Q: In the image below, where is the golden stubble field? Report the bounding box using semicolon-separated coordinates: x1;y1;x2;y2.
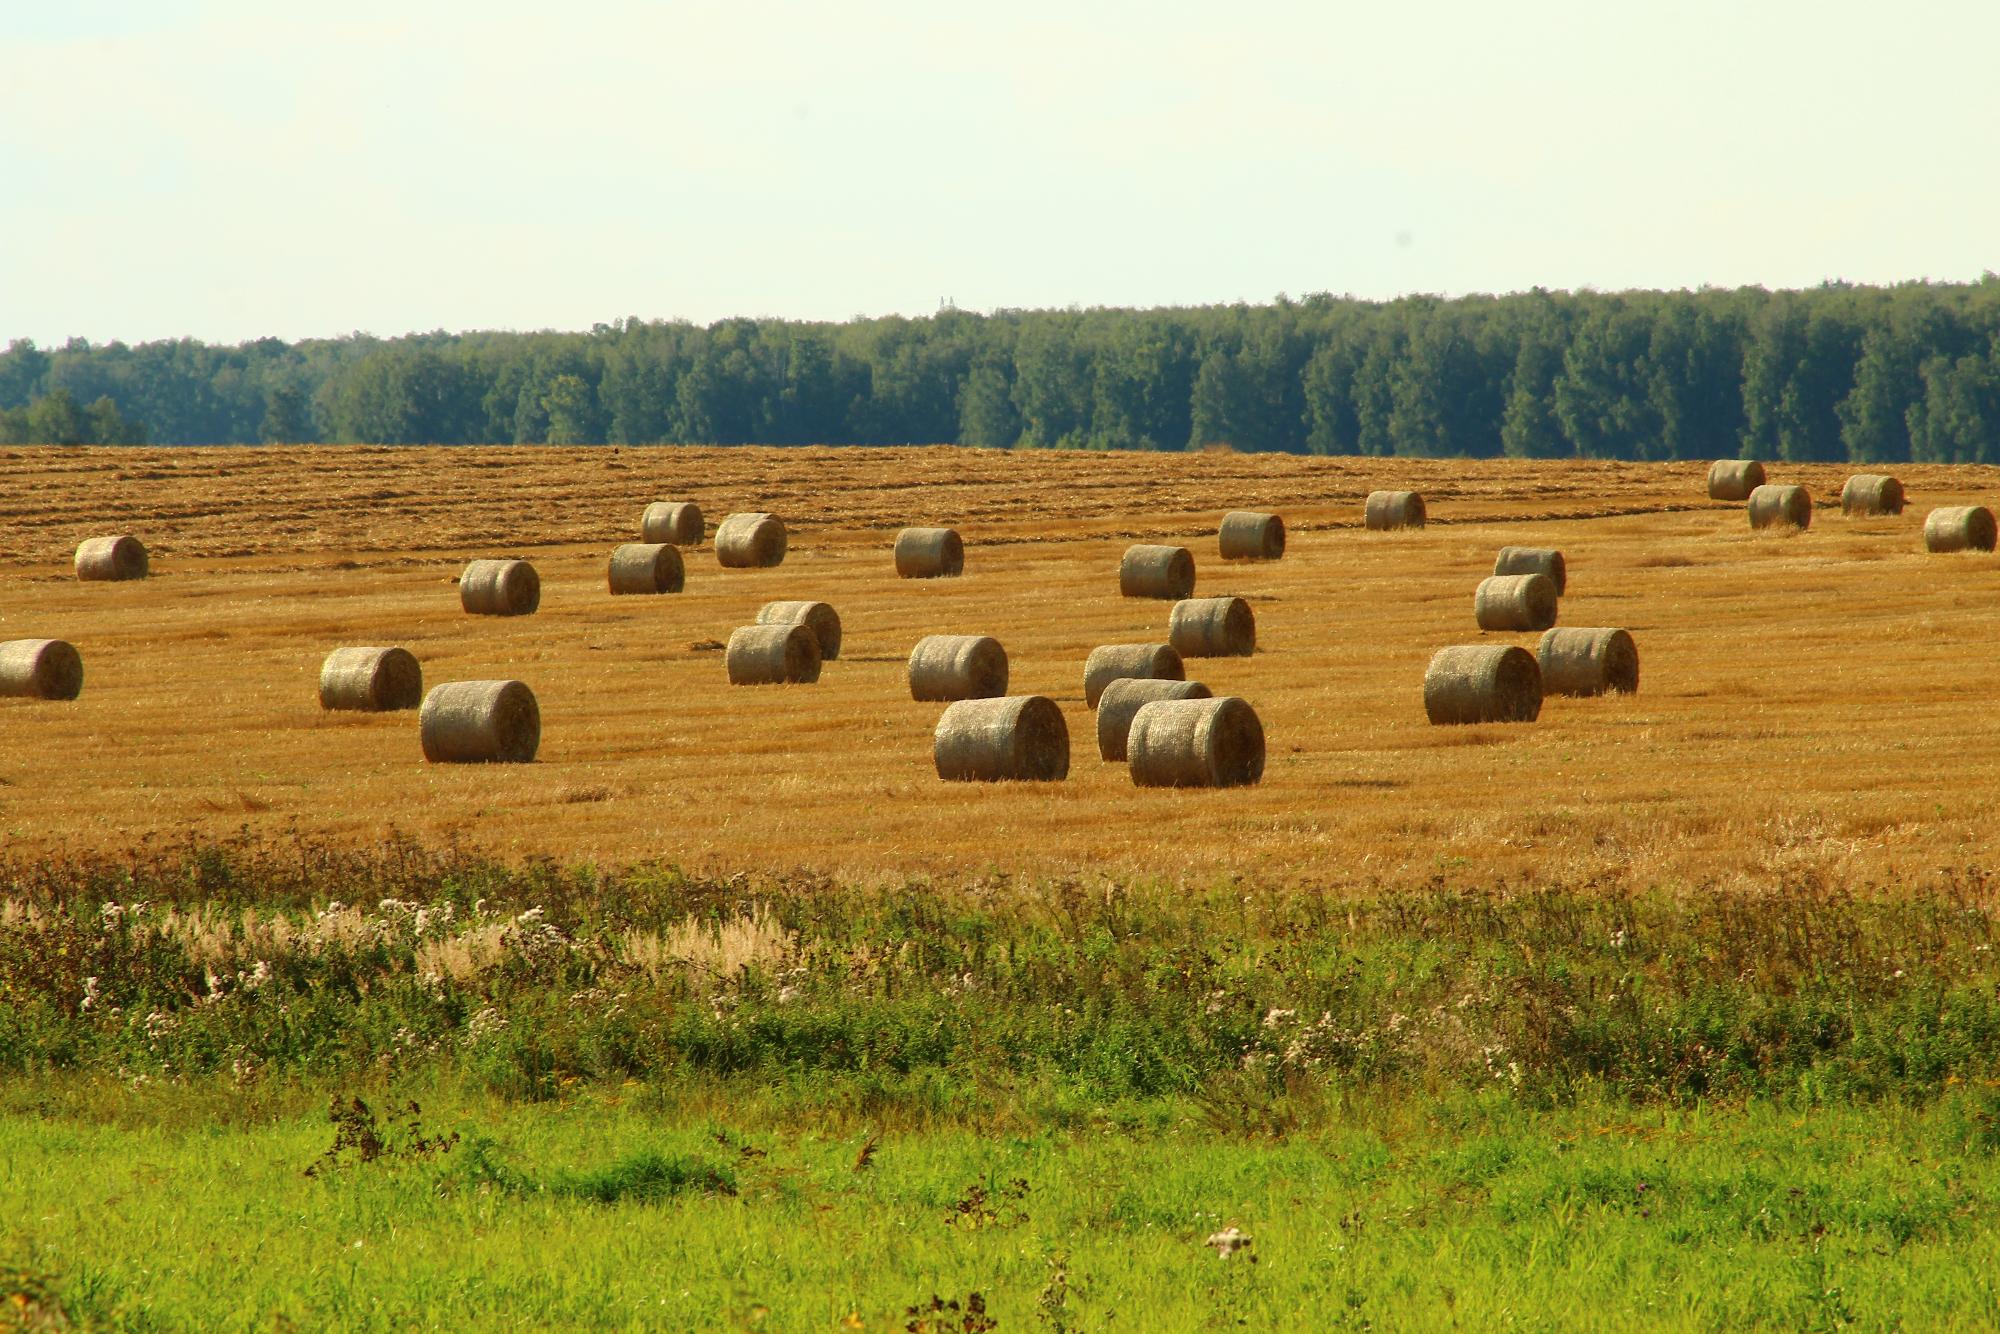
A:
3;445;1999;891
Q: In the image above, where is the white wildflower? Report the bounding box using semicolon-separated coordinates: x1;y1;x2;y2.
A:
464;1007;509;1045
1205;1226;1253;1258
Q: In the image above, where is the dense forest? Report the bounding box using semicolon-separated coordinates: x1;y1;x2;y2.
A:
4;280;1999;460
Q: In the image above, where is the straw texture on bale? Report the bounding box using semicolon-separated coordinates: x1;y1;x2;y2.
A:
1095;678;1212;762
419;680;540;763
726;623;822;685
894;527;965;579
1119;544;1196;600
1364;490;1425;530
606;542;686;595
0;639;83;701
1128;696;1266;789
1535;627;1639;697
756;600;841;659
74;535;147;582
1168;596;1255;658
640;501;704;545
1474;573;1559;632
1083;643;1185;709
1924;506;1998;553
1747;484;1812;531
459;559;540;616
907;634;1008;702
1423;645;1543;725
318;646;422;712
714;512;787;568
933;695;1069;782
1840;474;1905;517
1707;459;1766;501
1493;546;1566;596
1218;511;1285;561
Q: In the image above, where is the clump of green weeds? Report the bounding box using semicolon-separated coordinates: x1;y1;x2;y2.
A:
440;1135;736;1203
551;1151;737;1203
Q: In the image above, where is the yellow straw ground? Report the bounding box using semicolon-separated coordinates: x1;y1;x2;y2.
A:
3;445;1998;889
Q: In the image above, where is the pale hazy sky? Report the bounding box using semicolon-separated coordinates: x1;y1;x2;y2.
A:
3;0;1996;345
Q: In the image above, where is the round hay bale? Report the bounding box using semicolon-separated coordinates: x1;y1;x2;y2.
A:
756;600;841;659
1096;677;1211;762
640;501;704;545
1840;474;1905;517
726;623;821;685
933;695;1069;782
1168;596;1255;657
1218;511;1285;561
419;680;539;763
1083;643;1184;709
74;535;147;582
1128;696;1265;789
1924;506;1997;553
1493;546;1566;596
1747;484;1812;531
1707;459;1766;501
1474;573;1559;632
1423;645;1543;725
0;639;83;701
318;646;422;712
607;542;685;595
907;634;1008;702
459;559;540;616
895;527;965;579
1119;544;1195;599
715;512;787;568
1364;491;1425;530
1535;627;1638;697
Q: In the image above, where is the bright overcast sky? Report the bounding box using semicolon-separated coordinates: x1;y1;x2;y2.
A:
3;0;1997;344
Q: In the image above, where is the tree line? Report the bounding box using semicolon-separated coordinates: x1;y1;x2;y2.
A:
4;279;1999;460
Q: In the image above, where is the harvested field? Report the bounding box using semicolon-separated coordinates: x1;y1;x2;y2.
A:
3;445;2000;888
